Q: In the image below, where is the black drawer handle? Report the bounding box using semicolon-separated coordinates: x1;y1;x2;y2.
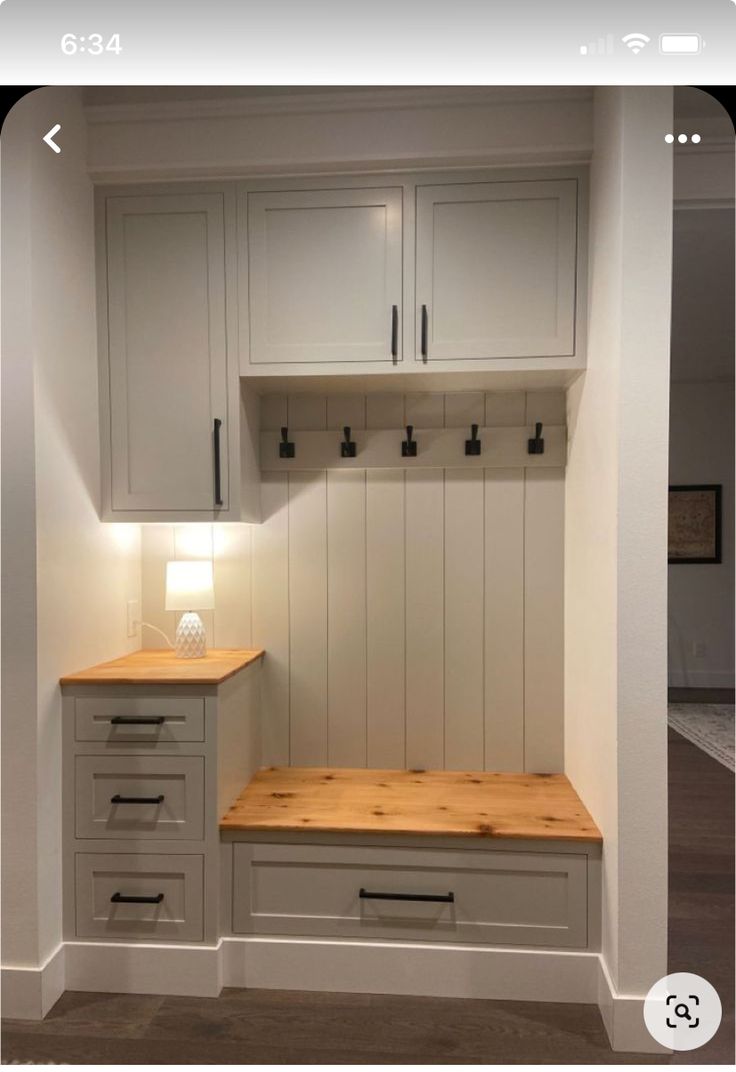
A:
214;417;223;506
110;892;164;905
110;794;165;805
420;304;429;362
110;715;165;726
359;888;454;904
391;304;399;361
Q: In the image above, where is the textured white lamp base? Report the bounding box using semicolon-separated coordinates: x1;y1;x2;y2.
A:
175;612;207;659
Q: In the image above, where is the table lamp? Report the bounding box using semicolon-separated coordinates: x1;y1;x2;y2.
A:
165;560;215;659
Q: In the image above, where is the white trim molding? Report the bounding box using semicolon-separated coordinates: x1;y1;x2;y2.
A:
3;938;671;1054
596;955;669;1054
1;944;66;1020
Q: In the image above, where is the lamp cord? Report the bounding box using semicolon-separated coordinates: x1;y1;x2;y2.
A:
136;620;175;650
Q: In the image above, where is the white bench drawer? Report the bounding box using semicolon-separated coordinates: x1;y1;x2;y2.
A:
75;853;203;941
233;843;588;948
75;696;205;745
75;755;204;840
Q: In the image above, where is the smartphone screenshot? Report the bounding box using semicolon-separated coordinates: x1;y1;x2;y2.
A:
1;0;734;1066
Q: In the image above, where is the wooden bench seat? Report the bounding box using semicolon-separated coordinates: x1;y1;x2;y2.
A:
220;766;602;843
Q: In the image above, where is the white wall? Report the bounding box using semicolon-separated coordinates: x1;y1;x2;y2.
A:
565;87;672;1043
141;389;566;773
668;383;734;687
1;87;141;1010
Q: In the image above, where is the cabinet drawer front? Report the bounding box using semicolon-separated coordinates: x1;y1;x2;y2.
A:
75;853;203;941
416;179;578;361
248;187;403;365
233;844;587;948
75;756;204;840
75;696;205;744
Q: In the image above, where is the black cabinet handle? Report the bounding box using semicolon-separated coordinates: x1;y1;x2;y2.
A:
110;715;165;726
110;794;164;805
420;304;428;362
359;888;454;904
391;305;399;361
110;892;164;905
213;418;223;506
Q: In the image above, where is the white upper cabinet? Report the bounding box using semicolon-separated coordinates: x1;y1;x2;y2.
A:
415;179;579;361
101;191;247;520
246;187;403;365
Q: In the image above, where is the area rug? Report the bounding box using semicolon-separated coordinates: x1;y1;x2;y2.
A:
668;703;735;772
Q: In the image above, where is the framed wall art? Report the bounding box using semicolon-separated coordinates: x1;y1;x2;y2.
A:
668;484;722;564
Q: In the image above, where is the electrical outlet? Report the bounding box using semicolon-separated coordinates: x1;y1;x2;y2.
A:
127;600;139;638
692;641;707;658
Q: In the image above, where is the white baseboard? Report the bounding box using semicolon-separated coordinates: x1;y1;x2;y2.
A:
1;943;65;1020
63;940;223;998
3;938;668;1055
222;935;600;1004
596;955;669;1054
668;670;734;689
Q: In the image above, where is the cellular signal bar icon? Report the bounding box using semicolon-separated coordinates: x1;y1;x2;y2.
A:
580;34;614;56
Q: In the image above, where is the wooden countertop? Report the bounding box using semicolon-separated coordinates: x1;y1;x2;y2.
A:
60;648;264;686
220;766;602;842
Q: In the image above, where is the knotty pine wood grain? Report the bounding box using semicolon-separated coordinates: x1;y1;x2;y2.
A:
220;766;602;842
60;648;264;686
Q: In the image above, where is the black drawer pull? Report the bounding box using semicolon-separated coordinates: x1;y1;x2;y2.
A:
110;715;165;726
420;304;428;362
110;794;164;805
391;304;399;361
359;888;454;904
110;892;164;905
108;716;164;724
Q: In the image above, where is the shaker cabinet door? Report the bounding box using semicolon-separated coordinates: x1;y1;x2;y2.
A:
247;187;403;365
416;179;578;361
105;193;229;512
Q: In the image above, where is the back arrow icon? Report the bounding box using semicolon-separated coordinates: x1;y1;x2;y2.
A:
43;124;62;153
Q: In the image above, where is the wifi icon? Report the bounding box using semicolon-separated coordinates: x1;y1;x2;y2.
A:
622;32;651;54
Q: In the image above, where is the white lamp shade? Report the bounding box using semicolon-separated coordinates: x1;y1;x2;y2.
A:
165;560;215;612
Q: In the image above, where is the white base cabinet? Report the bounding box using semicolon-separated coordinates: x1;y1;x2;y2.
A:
231;841;591;949
62;663;262;946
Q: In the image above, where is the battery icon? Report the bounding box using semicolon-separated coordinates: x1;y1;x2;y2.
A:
659;33;703;54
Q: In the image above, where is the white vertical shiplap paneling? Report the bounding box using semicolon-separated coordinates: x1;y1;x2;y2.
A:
444;469;485;769
288;394;327;430
485;391;526;426
288;471;328;765
327;394;366;431
444;392;485;428
366;393;405;430
212;525;252;648
405;469;445;769
525;389;566;426
484;469;525;771
260;394;288;431
327;470;367;766
139;392;567;776
366;469;406;768
252;473;290;765
405;393;445;428
524;467;565;773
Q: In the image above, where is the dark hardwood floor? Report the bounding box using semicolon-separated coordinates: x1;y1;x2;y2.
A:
2;729;733;1065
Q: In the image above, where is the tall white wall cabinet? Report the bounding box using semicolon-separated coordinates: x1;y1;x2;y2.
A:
96;186;260;523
